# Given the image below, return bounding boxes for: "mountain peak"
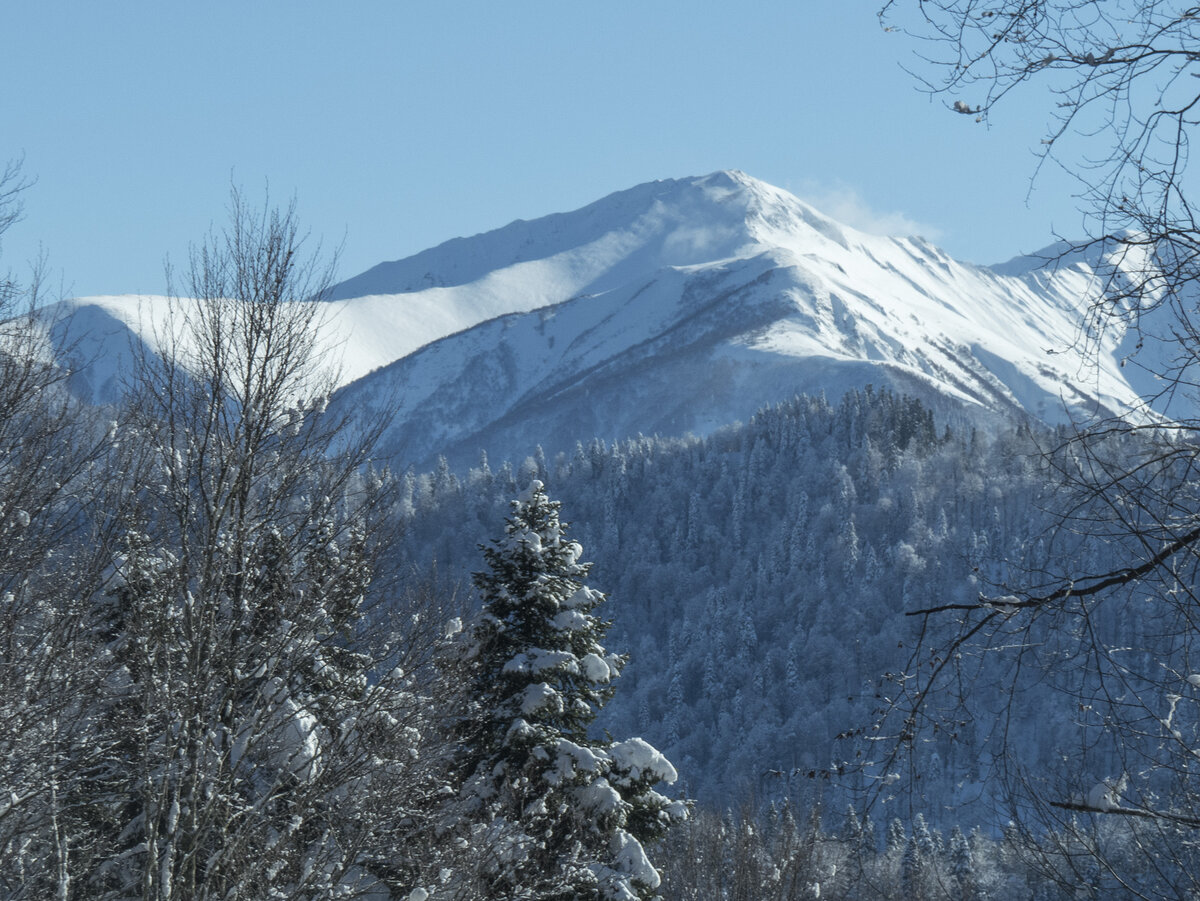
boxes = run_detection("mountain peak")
[320,171,1158,469]
[326,171,849,302]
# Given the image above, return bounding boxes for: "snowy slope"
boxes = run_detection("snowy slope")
[50,171,1164,467]
[326,171,1155,469]
[42,294,351,404]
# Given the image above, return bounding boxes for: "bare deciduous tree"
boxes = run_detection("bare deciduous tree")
[876,2,1200,896]
[0,159,130,900]
[43,189,446,901]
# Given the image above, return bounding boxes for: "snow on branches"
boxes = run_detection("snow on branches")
[448,481,689,901]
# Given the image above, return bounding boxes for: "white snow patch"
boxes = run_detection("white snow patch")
[593,831,661,899]
[564,586,603,610]
[580,652,614,683]
[609,737,678,784]
[518,479,544,504]
[519,682,563,716]
[611,831,660,889]
[1083,774,1128,811]
[578,777,623,816]
[548,738,609,787]
[503,648,579,675]
[551,609,589,631]
[504,718,538,746]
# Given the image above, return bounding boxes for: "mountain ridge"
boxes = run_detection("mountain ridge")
[323,171,1154,468]
[45,171,1167,468]
[326,171,806,299]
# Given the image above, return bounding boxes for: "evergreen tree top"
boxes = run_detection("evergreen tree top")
[467,480,620,747]
[452,480,688,900]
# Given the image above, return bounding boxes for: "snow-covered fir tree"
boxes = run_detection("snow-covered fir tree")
[949,825,975,896]
[449,480,687,900]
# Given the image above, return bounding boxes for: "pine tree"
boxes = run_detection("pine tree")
[912,813,935,859]
[886,818,906,855]
[901,835,924,901]
[841,804,863,847]
[452,480,688,900]
[949,825,976,897]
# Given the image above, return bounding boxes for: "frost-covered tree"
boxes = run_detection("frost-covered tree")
[386,387,1048,813]
[57,189,434,900]
[0,159,129,900]
[449,480,687,900]
[948,825,976,897]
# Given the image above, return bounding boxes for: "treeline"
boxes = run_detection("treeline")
[657,799,1175,900]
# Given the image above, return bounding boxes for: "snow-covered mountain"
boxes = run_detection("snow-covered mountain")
[324,170,1156,469]
[51,171,1163,469]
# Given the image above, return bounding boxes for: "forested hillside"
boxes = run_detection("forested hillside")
[389,388,1196,899]
[390,388,1059,811]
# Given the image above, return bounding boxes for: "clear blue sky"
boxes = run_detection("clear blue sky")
[2,2,1085,298]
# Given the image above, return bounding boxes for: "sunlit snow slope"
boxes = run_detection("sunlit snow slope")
[55,171,1161,468]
